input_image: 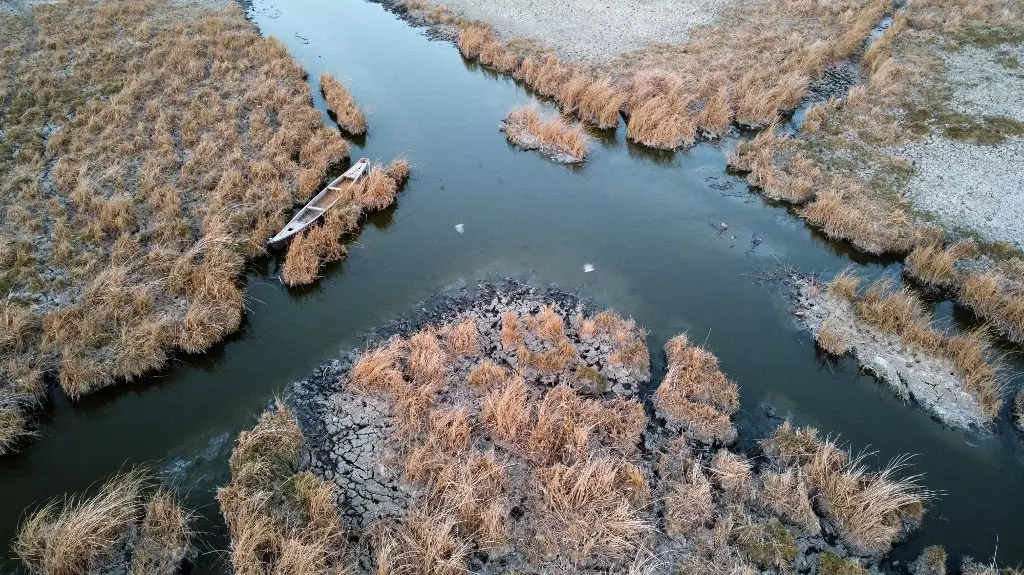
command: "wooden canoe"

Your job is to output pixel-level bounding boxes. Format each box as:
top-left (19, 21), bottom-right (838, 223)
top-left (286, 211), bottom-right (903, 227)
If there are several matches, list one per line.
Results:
top-left (268, 158), bottom-right (369, 248)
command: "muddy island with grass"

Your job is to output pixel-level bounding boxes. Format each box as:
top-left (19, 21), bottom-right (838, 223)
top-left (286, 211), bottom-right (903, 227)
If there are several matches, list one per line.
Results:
top-left (500, 106), bottom-right (589, 163)
top-left (213, 281), bottom-right (975, 574)
top-left (789, 270), bottom-right (1004, 432)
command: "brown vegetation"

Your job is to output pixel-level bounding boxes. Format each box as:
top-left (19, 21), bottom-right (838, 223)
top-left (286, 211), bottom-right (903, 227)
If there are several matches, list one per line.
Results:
top-left (828, 273), bottom-right (1005, 419)
top-left (0, 0), bottom-right (361, 450)
top-left (762, 423), bottom-right (929, 555)
top-left (727, 0), bottom-right (1024, 346)
top-left (816, 318), bottom-right (850, 356)
top-left (15, 470), bottom-right (192, 575)
top-left (502, 105), bottom-right (588, 161)
top-left (224, 298), bottom-right (936, 572)
top-left (217, 400), bottom-right (348, 575)
top-left (419, 0), bottom-right (893, 149)
top-left (654, 334), bottom-right (739, 445)
top-left (281, 160), bottom-right (410, 287)
top-left (319, 72), bottom-right (367, 135)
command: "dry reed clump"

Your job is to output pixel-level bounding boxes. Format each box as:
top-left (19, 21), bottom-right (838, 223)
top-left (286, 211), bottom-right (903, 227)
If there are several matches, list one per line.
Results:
top-left (653, 334), bottom-right (739, 445)
top-left (307, 300), bottom-right (656, 571)
top-left (217, 400), bottom-right (348, 575)
top-left (760, 423), bottom-right (930, 556)
top-left (816, 317), bottom-right (850, 357)
top-left (282, 159), bottom-right (411, 287)
top-left (831, 273), bottom-right (1005, 420)
top-left (0, 0), bottom-right (363, 448)
top-left (576, 310), bottom-right (651, 372)
top-left (226, 292), bottom-right (943, 572)
top-left (15, 470), bottom-right (193, 575)
top-left (319, 72), bottom-right (366, 135)
top-left (502, 105), bottom-right (589, 161)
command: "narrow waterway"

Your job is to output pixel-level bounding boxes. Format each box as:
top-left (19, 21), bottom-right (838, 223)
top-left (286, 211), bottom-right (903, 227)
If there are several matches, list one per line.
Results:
top-left (2, 0), bottom-right (1022, 571)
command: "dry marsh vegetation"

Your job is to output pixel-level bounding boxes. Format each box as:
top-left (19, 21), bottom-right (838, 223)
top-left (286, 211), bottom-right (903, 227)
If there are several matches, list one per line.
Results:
top-left (14, 470), bottom-right (193, 575)
top-left (224, 288), bottom-right (935, 573)
top-left (501, 105), bottom-right (589, 162)
top-left (406, 0), bottom-right (893, 149)
top-left (0, 0), bottom-right (370, 450)
top-left (217, 400), bottom-right (349, 575)
top-left (827, 272), bottom-right (1005, 419)
top-left (319, 72), bottom-right (367, 136)
top-left (654, 334), bottom-right (740, 445)
top-left (281, 159), bottom-right (410, 287)
top-left (728, 0), bottom-right (1024, 346)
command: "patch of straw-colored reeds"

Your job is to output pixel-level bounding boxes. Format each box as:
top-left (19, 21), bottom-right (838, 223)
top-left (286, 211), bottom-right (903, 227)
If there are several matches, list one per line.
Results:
top-left (761, 423), bottom-right (930, 556)
top-left (653, 334), bottom-right (739, 445)
top-left (830, 273), bottom-right (1005, 419)
top-left (503, 105), bottom-right (588, 160)
top-left (0, 0), bottom-right (369, 448)
top-left (319, 72), bottom-right (367, 135)
top-left (15, 469), bottom-right (193, 575)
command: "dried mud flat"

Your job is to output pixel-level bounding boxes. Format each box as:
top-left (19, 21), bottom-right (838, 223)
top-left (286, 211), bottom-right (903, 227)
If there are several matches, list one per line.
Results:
top-left (789, 275), bottom-right (991, 432)
top-left (218, 281), bottom-right (941, 575)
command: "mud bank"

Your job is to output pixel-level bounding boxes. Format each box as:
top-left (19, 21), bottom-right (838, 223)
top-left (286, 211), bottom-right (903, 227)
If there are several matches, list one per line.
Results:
top-left (219, 281), bottom-right (937, 574)
top-left (790, 275), bottom-right (991, 432)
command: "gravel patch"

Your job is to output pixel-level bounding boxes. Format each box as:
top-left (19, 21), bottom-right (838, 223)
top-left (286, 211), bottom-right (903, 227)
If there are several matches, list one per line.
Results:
top-left (432, 0), bottom-right (733, 63)
top-left (942, 44), bottom-right (1024, 123)
top-left (894, 136), bottom-right (1024, 251)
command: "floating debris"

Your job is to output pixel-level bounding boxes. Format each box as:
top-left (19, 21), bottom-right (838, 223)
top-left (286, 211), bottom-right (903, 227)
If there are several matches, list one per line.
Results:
top-left (583, 263), bottom-right (595, 273)
top-left (454, 223), bottom-right (465, 233)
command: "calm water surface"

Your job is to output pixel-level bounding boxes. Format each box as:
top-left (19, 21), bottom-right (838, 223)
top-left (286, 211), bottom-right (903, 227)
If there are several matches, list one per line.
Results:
top-left (2, 0), bottom-right (1022, 571)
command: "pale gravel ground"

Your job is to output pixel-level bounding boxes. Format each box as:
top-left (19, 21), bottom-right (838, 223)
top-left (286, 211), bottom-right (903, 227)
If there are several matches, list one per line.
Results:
top-left (896, 136), bottom-right (1024, 251)
top-left (433, 0), bottom-right (733, 63)
top-left (942, 44), bottom-right (1024, 123)
top-left (896, 44), bottom-right (1024, 250)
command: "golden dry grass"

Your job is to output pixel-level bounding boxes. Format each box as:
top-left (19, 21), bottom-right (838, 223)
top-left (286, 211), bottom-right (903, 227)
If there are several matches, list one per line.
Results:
top-left (16, 471), bottom-right (146, 575)
top-left (220, 302), bottom-right (943, 572)
top-left (654, 334), bottom-right (739, 445)
top-left (319, 72), bottom-right (366, 135)
top-left (726, 0), bottom-right (1024, 344)
top-left (217, 400), bottom-right (347, 575)
top-left (281, 159), bottom-right (410, 287)
top-left (15, 470), bottom-right (193, 575)
top-left (0, 0), bottom-right (362, 449)
top-left (533, 457), bottom-right (651, 562)
top-left (816, 318), bottom-right (850, 356)
top-left (503, 105), bottom-right (589, 160)
top-left (831, 274), bottom-right (1006, 419)
top-left (761, 423), bottom-right (930, 555)
top-left (426, 0), bottom-right (892, 148)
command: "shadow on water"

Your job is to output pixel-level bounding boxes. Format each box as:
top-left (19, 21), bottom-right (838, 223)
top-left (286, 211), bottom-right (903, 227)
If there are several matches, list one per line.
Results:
top-left (1, 0), bottom-right (1022, 572)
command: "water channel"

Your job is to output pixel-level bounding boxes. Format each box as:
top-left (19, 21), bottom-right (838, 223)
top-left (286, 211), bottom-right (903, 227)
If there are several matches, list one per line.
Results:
top-left (1, 0), bottom-right (1022, 571)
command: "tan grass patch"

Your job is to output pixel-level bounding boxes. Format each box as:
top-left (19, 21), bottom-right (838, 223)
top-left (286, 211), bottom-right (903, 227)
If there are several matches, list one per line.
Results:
top-left (816, 318), bottom-right (850, 356)
top-left (0, 0), bottom-right (366, 444)
top-left (319, 72), bottom-right (366, 135)
top-left (15, 470), bottom-right (147, 575)
top-left (503, 105), bottom-right (589, 160)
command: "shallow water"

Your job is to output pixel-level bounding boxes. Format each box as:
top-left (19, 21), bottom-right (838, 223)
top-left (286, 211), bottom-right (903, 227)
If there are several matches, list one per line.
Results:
top-left (2, 0), bottom-right (1023, 571)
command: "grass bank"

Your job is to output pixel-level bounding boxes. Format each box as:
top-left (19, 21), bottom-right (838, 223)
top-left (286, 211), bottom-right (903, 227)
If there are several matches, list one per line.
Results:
top-left (728, 0), bottom-right (1024, 346)
top-left (0, 0), bottom-right (373, 452)
top-left (397, 0), bottom-right (892, 149)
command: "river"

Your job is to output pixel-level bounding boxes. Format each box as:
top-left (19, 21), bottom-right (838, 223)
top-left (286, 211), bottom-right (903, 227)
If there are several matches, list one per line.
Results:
top-left (1, 0), bottom-right (1022, 571)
